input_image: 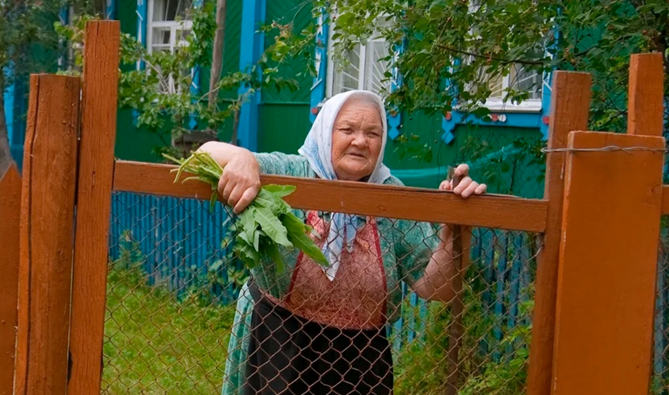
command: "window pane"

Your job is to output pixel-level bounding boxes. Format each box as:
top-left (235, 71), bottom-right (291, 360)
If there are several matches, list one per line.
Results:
top-left (487, 73), bottom-right (503, 99)
top-left (363, 41), bottom-right (390, 96)
top-left (153, 0), bottom-right (191, 22)
top-left (176, 28), bottom-right (191, 47)
top-left (511, 65), bottom-right (541, 100)
top-left (332, 45), bottom-right (361, 95)
top-left (152, 26), bottom-right (171, 45)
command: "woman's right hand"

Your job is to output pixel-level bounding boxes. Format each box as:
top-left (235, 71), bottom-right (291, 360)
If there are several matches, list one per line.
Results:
top-left (197, 141), bottom-right (261, 214)
top-left (219, 151), bottom-right (261, 214)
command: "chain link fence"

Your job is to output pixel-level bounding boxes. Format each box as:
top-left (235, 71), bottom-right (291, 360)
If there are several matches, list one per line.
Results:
top-left (455, 132), bottom-right (546, 200)
top-left (651, 222), bottom-right (669, 395)
top-left (104, 191), bottom-right (539, 394)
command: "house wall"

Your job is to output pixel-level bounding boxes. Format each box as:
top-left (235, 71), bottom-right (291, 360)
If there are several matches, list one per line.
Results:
top-left (3, 0), bottom-right (545, 194)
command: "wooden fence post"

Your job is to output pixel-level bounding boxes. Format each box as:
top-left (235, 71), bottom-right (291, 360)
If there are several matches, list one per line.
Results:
top-left (550, 53), bottom-right (665, 394)
top-left (550, 130), bottom-right (664, 394)
top-left (68, 21), bottom-right (120, 395)
top-left (627, 53), bottom-right (664, 137)
top-left (526, 71), bottom-right (592, 395)
top-left (445, 226), bottom-right (471, 395)
top-left (13, 75), bottom-right (80, 395)
top-left (0, 164), bottom-right (21, 395)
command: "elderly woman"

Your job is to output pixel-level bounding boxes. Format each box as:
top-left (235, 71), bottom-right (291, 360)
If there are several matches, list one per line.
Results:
top-left (199, 90), bottom-right (486, 395)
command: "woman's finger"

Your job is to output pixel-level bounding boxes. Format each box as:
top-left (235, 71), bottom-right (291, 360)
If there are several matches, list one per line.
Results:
top-left (217, 172), bottom-right (228, 195)
top-left (439, 180), bottom-right (452, 191)
top-left (453, 177), bottom-right (472, 195)
top-left (222, 177), bottom-right (236, 203)
top-left (227, 184), bottom-right (244, 209)
top-left (475, 183), bottom-right (487, 195)
top-left (454, 163), bottom-right (470, 178)
top-left (461, 182), bottom-right (480, 199)
top-left (234, 186), bottom-right (260, 215)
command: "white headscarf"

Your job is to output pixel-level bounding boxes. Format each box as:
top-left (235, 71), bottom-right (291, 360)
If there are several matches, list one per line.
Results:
top-left (298, 90), bottom-right (392, 281)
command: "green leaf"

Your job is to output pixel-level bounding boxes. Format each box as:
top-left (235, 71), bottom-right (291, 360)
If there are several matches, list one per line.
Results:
top-left (209, 259), bottom-right (224, 272)
top-left (234, 240), bottom-right (260, 269)
top-left (209, 192), bottom-right (217, 213)
top-left (265, 241), bottom-right (285, 273)
top-left (254, 189), bottom-right (290, 215)
top-left (254, 230), bottom-right (262, 252)
top-left (262, 184), bottom-right (297, 198)
top-left (239, 207), bottom-right (257, 243)
top-left (281, 213), bottom-right (329, 266)
top-left (253, 206), bottom-right (291, 247)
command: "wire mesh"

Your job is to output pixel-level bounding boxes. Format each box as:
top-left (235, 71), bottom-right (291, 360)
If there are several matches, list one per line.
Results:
top-left (103, 191), bottom-right (539, 394)
top-left (651, 222), bottom-right (669, 395)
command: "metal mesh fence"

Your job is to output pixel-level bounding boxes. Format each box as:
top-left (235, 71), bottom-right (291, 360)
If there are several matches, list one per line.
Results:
top-left (103, 191), bottom-right (539, 394)
top-left (651, 222), bottom-right (669, 395)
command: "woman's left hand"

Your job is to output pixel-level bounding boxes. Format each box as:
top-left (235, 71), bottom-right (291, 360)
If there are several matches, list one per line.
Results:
top-left (439, 164), bottom-right (487, 199)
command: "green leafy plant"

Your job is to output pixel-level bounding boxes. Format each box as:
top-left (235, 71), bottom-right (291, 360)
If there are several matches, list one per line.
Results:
top-left (164, 151), bottom-right (329, 272)
top-left (55, 4), bottom-right (304, 159)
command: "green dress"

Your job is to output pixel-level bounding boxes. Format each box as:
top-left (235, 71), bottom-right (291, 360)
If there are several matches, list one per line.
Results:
top-left (221, 152), bottom-right (440, 395)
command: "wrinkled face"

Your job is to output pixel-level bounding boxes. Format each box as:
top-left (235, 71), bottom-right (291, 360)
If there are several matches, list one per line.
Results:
top-left (331, 99), bottom-right (384, 181)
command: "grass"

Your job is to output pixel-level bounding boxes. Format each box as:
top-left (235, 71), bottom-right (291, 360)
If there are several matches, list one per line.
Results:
top-left (99, 262), bottom-right (533, 395)
top-left (101, 266), bottom-right (236, 395)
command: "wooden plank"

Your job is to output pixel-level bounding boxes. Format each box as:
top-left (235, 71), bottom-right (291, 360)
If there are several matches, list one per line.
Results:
top-left (68, 21), bottom-right (120, 395)
top-left (552, 131), bottom-right (664, 394)
top-left (445, 226), bottom-right (471, 395)
top-left (13, 74), bottom-right (80, 395)
top-left (526, 71), bottom-right (592, 395)
top-left (627, 53), bottom-right (664, 137)
top-left (0, 164), bottom-right (21, 395)
top-left (661, 186), bottom-right (669, 215)
top-left (112, 160), bottom-right (549, 233)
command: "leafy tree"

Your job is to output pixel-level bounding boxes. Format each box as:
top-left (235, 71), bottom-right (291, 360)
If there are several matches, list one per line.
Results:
top-left (0, 0), bottom-right (62, 174)
top-left (57, 2), bottom-right (309, 159)
top-left (295, 0), bottom-right (667, 134)
top-left (0, 0), bottom-right (110, 175)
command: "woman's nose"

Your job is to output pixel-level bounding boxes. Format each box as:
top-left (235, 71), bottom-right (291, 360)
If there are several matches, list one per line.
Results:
top-left (351, 131), bottom-right (367, 147)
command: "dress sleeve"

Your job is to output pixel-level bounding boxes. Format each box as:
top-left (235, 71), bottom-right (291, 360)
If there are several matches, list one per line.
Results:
top-left (253, 152), bottom-right (310, 178)
top-left (394, 219), bottom-right (441, 288)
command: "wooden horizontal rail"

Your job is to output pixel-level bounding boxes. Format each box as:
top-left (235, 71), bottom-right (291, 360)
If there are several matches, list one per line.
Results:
top-left (112, 160), bottom-right (548, 232)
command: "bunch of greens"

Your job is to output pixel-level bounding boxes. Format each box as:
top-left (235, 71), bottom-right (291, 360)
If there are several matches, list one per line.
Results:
top-left (164, 152), bottom-right (329, 272)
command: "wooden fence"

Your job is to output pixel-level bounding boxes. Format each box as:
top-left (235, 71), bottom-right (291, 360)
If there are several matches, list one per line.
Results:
top-left (0, 20), bottom-right (668, 395)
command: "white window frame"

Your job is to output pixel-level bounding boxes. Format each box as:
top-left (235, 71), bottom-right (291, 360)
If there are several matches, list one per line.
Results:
top-left (146, 0), bottom-right (193, 94)
top-left (325, 16), bottom-right (393, 98)
top-left (146, 20), bottom-right (193, 54)
top-left (466, 1), bottom-right (543, 113)
top-left (481, 64), bottom-right (543, 113)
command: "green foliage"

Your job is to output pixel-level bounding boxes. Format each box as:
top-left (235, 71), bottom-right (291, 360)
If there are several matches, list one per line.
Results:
top-left (286, 0), bottom-right (668, 139)
top-left (1, 0), bottom-right (64, 88)
top-left (393, 236), bottom-right (535, 394)
top-left (165, 151), bottom-right (329, 272)
top-left (55, 1), bottom-right (304, 157)
top-left (458, 135), bottom-right (546, 197)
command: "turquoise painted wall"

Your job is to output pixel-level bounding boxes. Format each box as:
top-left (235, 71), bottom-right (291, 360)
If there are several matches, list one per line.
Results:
top-left (110, 0), bottom-right (544, 197)
top-left (114, 0), bottom-right (242, 162)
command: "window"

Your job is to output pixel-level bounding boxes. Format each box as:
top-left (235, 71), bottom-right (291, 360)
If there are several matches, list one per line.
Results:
top-left (147, 0), bottom-right (192, 93)
top-left (483, 63), bottom-right (542, 112)
top-left (467, 1), bottom-right (543, 112)
top-left (326, 17), bottom-right (392, 98)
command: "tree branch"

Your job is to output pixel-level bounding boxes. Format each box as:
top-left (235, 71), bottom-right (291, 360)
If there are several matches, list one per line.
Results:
top-left (436, 44), bottom-right (546, 66)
